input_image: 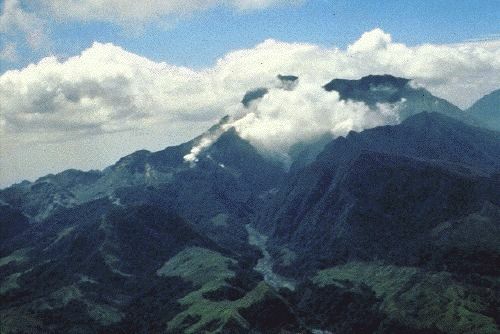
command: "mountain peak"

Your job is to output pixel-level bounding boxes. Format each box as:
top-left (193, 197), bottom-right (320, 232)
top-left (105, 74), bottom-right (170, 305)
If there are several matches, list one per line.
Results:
top-left (323, 74), bottom-right (410, 95)
top-left (323, 74), bottom-right (464, 121)
top-left (322, 74), bottom-right (413, 107)
top-left (241, 74), bottom-right (299, 107)
top-left (277, 74), bottom-right (298, 82)
top-left (466, 88), bottom-right (500, 131)
top-left (241, 88), bottom-right (268, 107)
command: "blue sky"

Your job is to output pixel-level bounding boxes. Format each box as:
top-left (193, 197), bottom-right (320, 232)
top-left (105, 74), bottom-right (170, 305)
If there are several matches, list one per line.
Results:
top-left (1, 0), bottom-right (499, 72)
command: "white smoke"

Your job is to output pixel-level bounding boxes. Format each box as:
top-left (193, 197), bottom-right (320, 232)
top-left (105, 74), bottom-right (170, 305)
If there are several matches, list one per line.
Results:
top-left (183, 79), bottom-right (403, 165)
top-left (235, 81), bottom-right (402, 155)
top-left (183, 123), bottom-right (232, 165)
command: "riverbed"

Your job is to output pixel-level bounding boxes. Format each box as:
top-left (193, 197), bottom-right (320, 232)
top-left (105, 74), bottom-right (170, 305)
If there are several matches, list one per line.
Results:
top-left (245, 224), bottom-right (295, 291)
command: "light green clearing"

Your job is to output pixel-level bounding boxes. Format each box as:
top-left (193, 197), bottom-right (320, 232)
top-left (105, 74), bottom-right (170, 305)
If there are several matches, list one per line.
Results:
top-left (314, 262), bottom-right (500, 334)
top-left (210, 213), bottom-right (229, 227)
top-left (86, 303), bottom-right (123, 326)
top-left (102, 252), bottom-right (133, 277)
top-left (0, 273), bottom-right (22, 294)
top-left (78, 275), bottom-right (98, 284)
top-left (157, 246), bottom-right (272, 333)
top-left (0, 248), bottom-right (31, 267)
top-left (98, 217), bottom-right (133, 277)
top-left (313, 261), bottom-right (418, 298)
top-left (35, 285), bottom-right (123, 325)
top-left (246, 225), bottom-right (295, 290)
top-left (278, 247), bottom-right (297, 267)
top-left (53, 226), bottom-right (74, 244)
top-left (157, 246), bottom-right (236, 287)
top-left (43, 226), bottom-right (75, 251)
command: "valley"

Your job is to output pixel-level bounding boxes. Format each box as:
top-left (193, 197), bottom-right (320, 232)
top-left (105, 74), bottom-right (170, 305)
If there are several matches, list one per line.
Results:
top-left (246, 224), bottom-right (295, 291)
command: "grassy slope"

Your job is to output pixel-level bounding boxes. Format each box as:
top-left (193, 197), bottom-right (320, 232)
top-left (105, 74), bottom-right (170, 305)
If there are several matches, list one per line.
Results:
top-left (157, 246), bottom-right (272, 333)
top-left (0, 248), bottom-right (31, 267)
top-left (314, 262), bottom-right (500, 334)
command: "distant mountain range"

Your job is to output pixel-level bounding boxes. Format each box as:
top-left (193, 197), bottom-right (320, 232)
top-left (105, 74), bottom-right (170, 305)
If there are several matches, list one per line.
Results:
top-left (1, 75), bottom-right (499, 334)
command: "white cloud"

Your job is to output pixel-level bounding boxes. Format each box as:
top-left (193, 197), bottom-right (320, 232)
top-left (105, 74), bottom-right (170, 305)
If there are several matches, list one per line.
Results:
top-left (348, 28), bottom-right (392, 53)
top-left (0, 0), bottom-right (48, 50)
top-left (2, 29), bottom-right (499, 139)
top-left (0, 42), bottom-right (18, 62)
top-left (230, 82), bottom-right (401, 156)
top-left (0, 42), bottom-right (229, 140)
top-left (229, 0), bottom-right (301, 10)
top-left (0, 0), bottom-right (297, 69)
top-left (1, 28), bottom-right (499, 185)
top-left (41, 0), bottom-right (299, 24)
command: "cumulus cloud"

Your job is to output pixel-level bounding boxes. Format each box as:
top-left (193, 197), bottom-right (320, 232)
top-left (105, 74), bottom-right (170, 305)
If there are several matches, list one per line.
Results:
top-left (0, 42), bottom-right (230, 140)
top-left (1, 28), bottom-right (500, 182)
top-left (41, 0), bottom-right (299, 24)
top-left (348, 28), bottom-right (392, 53)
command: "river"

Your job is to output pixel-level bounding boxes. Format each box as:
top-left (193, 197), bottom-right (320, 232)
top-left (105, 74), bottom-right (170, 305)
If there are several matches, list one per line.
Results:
top-left (245, 224), bottom-right (295, 291)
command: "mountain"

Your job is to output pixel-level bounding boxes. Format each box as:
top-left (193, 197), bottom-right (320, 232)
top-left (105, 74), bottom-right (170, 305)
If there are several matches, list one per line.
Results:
top-left (0, 204), bottom-right (29, 244)
top-left (2, 77), bottom-right (500, 334)
top-left (0, 121), bottom-right (297, 333)
top-left (241, 88), bottom-right (269, 107)
top-left (466, 89), bottom-right (500, 131)
top-left (324, 74), bottom-right (465, 120)
top-left (0, 200), bottom-right (304, 333)
top-left (254, 111), bottom-right (500, 333)
top-left (0, 121), bottom-right (285, 253)
top-left (241, 74), bottom-right (298, 107)
top-left (257, 112), bottom-right (500, 274)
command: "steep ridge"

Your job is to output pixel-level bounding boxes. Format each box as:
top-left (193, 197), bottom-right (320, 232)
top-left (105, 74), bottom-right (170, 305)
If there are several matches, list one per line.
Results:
top-left (257, 112), bottom-right (500, 275)
top-left (0, 122), bottom-right (285, 253)
top-left (0, 119), bottom-right (284, 221)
